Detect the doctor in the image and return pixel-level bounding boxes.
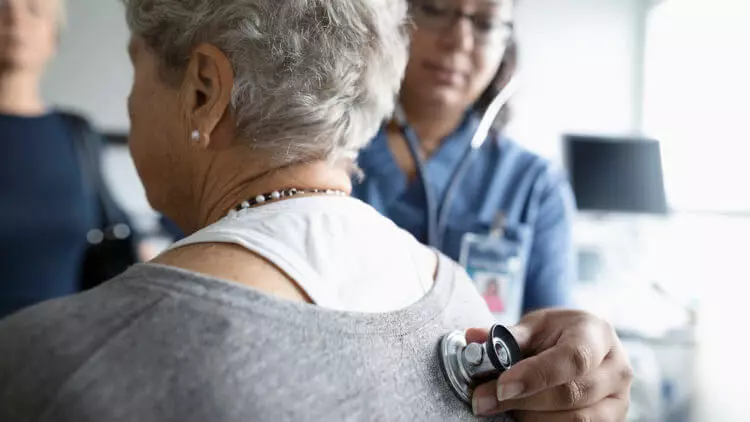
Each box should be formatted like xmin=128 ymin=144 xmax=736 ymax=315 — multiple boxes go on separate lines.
xmin=354 ymin=0 xmax=575 ymax=322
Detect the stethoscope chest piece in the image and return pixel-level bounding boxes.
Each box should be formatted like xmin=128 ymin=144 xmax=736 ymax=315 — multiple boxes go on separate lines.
xmin=439 ymin=324 xmax=522 ymax=404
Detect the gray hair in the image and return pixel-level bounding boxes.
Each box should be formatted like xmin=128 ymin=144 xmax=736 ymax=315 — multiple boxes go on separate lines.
xmin=122 ymin=0 xmax=409 ymax=165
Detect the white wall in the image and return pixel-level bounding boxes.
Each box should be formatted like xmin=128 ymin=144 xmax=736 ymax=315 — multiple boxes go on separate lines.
xmin=508 ymin=0 xmax=649 ymax=162
xmin=644 ymin=2 xmax=750 ymax=419
xmin=43 ymin=0 xmax=132 ymax=131
xmin=644 ymin=0 xmax=750 ymax=213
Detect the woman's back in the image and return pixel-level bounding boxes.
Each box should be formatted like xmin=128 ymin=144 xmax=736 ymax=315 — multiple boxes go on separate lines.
xmin=0 ymin=240 xmax=506 ymax=421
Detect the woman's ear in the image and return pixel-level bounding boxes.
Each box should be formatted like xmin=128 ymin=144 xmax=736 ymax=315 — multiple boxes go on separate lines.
xmin=181 ymin=43 xmax=235 ymax=149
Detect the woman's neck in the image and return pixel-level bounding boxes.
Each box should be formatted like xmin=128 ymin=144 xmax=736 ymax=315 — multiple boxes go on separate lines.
xmin=176 ymin=156 xmax=353 ymax=235
xmin=0 ymin=71 xmax=45 ymax=116
xmin=400 ymin=99 xmax=466 ymax=155
xmin=155 ymin=156 xmax=353 ymax=303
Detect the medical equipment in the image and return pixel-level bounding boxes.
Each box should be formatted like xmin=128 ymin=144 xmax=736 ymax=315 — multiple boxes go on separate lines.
xmin=439 ymin=324 xmax=522 ymax=403
xmin=393 ymin=77 xmax=519 ymax=249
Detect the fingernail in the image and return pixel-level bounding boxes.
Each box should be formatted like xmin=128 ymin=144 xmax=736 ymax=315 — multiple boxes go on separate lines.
xmin=472 ymin=393 xmax=499 ymax=416
xmin=497 ymin=382 xmax=524 ymax=401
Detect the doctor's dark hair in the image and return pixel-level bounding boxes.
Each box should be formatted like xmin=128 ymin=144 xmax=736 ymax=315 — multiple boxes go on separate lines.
xmin=475 ymin=29 xmax=518 ymax=130
xmin=121 ymin=0 xmax=410 ymax=166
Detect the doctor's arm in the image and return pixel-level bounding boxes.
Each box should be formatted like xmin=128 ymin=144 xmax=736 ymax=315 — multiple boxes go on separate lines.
xmin=522 ymin=171 xmax=577 ymax=313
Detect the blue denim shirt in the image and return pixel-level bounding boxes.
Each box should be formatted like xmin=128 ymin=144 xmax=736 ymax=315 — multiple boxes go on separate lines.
xmin=353 ymin=114 xmax=576 ymax=318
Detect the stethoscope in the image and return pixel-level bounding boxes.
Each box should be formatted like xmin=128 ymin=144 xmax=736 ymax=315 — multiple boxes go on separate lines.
xmin=395 ymin=79 xmax=525 ymax=402
xmin=440 ymin=324 xmax=523 ymax=404
xmin=393 ymin=77 xmax=519 ymax=249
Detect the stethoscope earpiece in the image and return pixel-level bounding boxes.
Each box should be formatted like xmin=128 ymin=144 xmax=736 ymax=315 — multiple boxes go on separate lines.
xmin=439 ymin=324 xmax=522 ymax=404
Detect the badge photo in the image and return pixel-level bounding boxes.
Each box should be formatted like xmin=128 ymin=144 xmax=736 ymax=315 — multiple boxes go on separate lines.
xmin=474 ymin=271 xmax=509 ymax=314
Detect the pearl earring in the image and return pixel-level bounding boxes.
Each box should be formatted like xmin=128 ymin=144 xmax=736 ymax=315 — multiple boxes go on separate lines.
xmin=191 ymin=130 xmax=200 ymax=142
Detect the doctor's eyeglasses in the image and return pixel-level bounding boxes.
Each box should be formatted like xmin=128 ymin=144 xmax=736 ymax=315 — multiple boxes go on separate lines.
xmin=410 ymin=0 xmax=513 ymax=45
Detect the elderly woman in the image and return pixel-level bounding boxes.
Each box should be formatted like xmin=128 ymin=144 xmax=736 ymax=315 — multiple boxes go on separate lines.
xmin=0 ymin=1 xmax=632 ymax=421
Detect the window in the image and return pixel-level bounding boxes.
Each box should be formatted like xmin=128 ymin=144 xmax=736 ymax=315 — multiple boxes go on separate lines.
xmin=643 ymin=0 xmax=750 ymax=213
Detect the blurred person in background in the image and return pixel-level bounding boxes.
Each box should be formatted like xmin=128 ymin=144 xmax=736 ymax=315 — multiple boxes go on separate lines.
xmin=0 ymin=0 xmax=139 ymax=319
xmin=0 ymin=0 xmax=630 ymax=420
xmin=354 ymin=0 xmax=576 ymax=322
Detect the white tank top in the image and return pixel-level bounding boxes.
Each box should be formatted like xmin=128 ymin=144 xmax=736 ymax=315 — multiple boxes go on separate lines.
xmin=167 ymin=196 xmax=435 ymax=312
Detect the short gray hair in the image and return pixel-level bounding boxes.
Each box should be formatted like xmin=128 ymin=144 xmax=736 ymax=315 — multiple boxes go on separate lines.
xmin=122 ymin=0 xmax=409 ymax=165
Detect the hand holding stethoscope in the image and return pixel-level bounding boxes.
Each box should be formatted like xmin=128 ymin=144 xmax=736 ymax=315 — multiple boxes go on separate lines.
xmin=442 ymin=309 xmax=633 ymax=420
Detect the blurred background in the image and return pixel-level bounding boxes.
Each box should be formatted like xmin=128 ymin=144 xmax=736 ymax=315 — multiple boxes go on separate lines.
xmin=42 ymin=0 xmax=749 ymax=421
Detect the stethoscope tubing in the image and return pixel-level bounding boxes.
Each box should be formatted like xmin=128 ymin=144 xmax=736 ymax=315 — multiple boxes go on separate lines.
xmin=395 ymin=78 xmax=520 ymax=249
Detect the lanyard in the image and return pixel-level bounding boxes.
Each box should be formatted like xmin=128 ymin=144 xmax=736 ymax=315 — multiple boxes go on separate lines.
xmin=393 ymin=77 xmax=519 ymax=249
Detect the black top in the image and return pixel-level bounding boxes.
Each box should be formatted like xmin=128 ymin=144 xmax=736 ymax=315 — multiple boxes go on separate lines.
xmin=0 ymin=111 xmax=98 ymax=318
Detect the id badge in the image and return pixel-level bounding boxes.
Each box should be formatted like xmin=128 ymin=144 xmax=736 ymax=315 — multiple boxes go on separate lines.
xmin=459 ymin=231 xmax=525 ymax=324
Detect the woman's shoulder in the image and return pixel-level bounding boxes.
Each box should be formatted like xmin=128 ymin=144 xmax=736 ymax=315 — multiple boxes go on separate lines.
xmin=54 ymin=108 xmax=95 ymax=130
xmin=0 ymin=279 xmax=165 ymax=393
xmin=356 ymin=124 xmax=389 ymax=164
xmin=490 ymin=136 xmax=567 ymax=187
xmin=485 ymin=136 xmax=575 ymax=221
xmin=0 ymin=108 xmax=73 ymax=131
